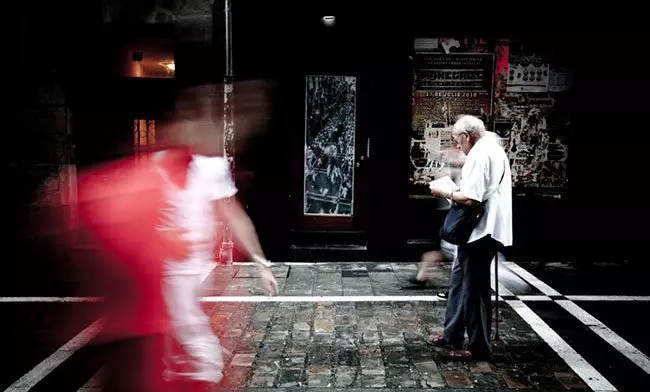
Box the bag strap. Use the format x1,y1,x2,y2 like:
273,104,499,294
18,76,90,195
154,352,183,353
484,159,507,201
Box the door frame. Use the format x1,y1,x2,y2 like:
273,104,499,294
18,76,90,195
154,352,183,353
289,73,368,234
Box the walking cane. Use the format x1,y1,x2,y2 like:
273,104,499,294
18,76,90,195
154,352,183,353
494,251,500,341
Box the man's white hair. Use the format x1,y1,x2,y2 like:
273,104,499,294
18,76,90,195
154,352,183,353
452,115,486,137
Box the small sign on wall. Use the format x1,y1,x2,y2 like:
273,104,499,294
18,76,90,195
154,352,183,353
506,56,550,93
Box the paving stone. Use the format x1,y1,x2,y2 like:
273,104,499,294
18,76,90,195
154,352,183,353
414,360,446,388
474,371,506,389
554,371,588,389
313,272,343,296
312,333,334,344
231,353,256,367
529,375,566,390
252,312,273,323
220,338,238,353
272,266,290,278
291,331,311,341
442,369,473,388
282,354,307,368
383,349,410,367
317,264,341,273
409,347,434,362
248,370,277,387
309,349,332,366
504,371,531,389
361,331,380,344
517,362,551,376
358,344,382,357
341,262,368,271
314,319,334,333
360,357,383,369
470,361,493,373
390,262,418,271
361,366,385,376
366,262,393,272
342,278,374,295
307,365,333,387
342,270,369,278
258,345,285,359
358,374,386,388
386,366,419,388
293,321,310,332
238,338,263,352
267,330,290,341
235,266,259,278
334,366,357,387
285,339,310,352
277,368,304,387
221,367,250,388
223,328,243,338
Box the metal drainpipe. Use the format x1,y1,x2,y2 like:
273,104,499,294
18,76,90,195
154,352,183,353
219,0,235,264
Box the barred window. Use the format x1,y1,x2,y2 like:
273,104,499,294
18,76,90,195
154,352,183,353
133,119,156,154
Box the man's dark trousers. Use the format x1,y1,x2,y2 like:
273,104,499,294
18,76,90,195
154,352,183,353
442,236,496,357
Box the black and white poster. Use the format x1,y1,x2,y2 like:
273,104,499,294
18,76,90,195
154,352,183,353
303,75,356,216
411,53,494,196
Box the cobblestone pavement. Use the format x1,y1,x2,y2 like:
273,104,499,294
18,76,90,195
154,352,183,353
195,262,589,391
11,260,650,391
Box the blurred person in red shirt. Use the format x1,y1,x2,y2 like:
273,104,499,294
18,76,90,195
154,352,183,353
76,82,278,391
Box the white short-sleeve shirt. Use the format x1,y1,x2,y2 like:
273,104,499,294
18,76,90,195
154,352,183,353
154,152,238,274
459,135,513,247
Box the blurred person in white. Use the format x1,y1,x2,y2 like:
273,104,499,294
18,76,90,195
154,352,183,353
407,148,464,292
410,131,503,299
428,116,512,360
156,84,279,389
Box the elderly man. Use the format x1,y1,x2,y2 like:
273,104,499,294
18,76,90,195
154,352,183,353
429,115,512,360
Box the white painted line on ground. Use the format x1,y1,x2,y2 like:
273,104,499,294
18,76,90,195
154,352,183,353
0,297,102,303
199,295,445,302
517,295,553,301
557,299,650,374
491,270,515,296
506,300,617,392
77,367,104,392
490,258,515,296
4,319,103,392
566,295,650,302
234,262,330,266
200,295,503,302
503,262,562,296
2,294,647,304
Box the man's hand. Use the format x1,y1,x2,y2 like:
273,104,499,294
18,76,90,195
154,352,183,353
259,267,279,296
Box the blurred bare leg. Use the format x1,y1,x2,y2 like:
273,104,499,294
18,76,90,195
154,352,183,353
416,250,445,281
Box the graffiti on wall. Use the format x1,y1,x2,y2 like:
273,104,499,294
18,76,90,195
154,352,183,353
494,42,571,187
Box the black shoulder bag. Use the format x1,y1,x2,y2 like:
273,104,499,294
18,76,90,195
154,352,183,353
439,163,506,246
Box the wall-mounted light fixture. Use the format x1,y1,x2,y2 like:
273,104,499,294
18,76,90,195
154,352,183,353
322,15,336,27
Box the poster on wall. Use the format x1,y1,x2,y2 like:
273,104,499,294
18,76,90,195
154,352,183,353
494,43,569,188
303,75,356,216
410,53,495,195
506,53,550,93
